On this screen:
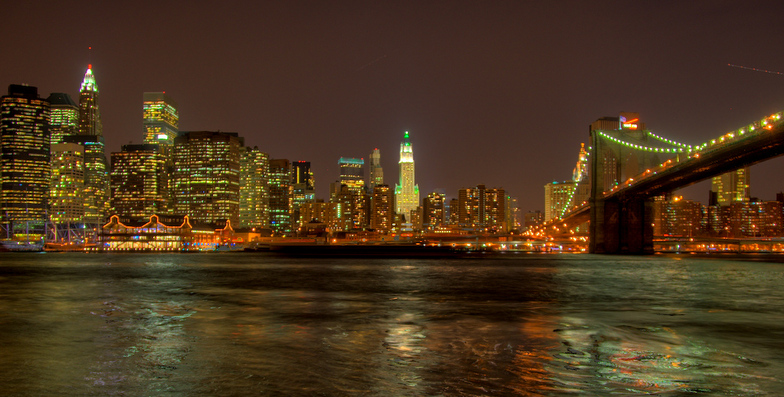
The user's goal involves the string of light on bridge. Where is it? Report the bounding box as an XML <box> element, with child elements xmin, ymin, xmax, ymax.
<box><xmin>596</xmin><ymin>131</ymin><xmax>691</xmax><ymax>153</ymax></box>
<box><xmin>544</xmin><ymin>111</ymin><xmax>784</xmax><ymax>229</ymax></box>
<box><xmin>646</xmin><ymin>131</ymin><xmax>694</xmax><ymax>149</ymax></box>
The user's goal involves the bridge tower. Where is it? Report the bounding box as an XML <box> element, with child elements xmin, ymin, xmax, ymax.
<box><xmin>588</xmin><ymin>113</ymin><xmax>671</xmax><ymax>254</ymax></box>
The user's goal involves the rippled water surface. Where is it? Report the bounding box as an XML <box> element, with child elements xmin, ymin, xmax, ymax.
<box><xmin>1</xmin><ymin>252</ymin><xmax>783</xmax><ymax>396</ymax></box>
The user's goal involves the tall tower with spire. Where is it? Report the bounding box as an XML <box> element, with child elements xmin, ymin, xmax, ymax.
<box><xmin>394</xmin><ymin>131</ymin><xmax>419</xmax><ymax>220</ymax></box>
<box><xmin>79</xmin><ymin>65</ymin><xmax>101</xmax><ymax>137</ymax></box>
<box><xmin>66</xmin><ymin>64</ymin><xmax>109</xmax><ymax>225</ymax></box>
<box><xmin>368</xmin><ymin>148</ymin><xmax>383</xmax><ymax>190</ymax></box>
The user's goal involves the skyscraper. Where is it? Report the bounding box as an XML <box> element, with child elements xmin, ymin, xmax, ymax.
<box><xmin>458</xmin><ymin>185</ymin><xmax>506</xmax><ymax>232</ymax></box>
<box><xmin>79</xmin><ymin>65</ymin><xmax>101</xmax><ymax>137</ymax></box>
<box><xmin>50</xmin><ymin>142</ymin><xmax>84</xmax><ymax>224</ymax></box>
<box><xmin>711</xmin><ymin>168</ymin><xmax>750</xmax><ymax>206</ymax></box>
<box><xmin>47</xmin><ymin>93</ymin><xmax>79</xmax><ymax>144</ymax></box>
<box><xmin>370</xmin><ymin>184</ymin><xmax>394</xmax><ymax>232</ymax></box>
<box><xmin>395</xmin><ymin>131</ymin><xmax>419</xmax><ymax>220</ymax></box>
<box><xmin>339</xmin><ymin>157</ymin><xmax>365</xmax><ymax>192</ymax></box>
<box><xmin>75</xmin><ymin>65</ymin><xmax>109</xmax><ymax>224</ymax></box>
<box><xmin>0</xmin><ymin>85</ymin><xmax>50</xmax><ymax>228</ymax></box>
<box><xmin>239</xmin><ymin>146</ymin><xmax>269</xmax><ymax>229</ymax></box>
<box><xmin>143</xmin><ymin>92</ymin><xmax>179</xmax><ymax>148</ymax></box>
<box><xmin>422</xmin><ymin>192</ymin><xmax>445</xmax><ymax>231</ymax></box>
<box><xmin>368</xmin><ymin>148</ymin><xmax>383</xmax><ymax>189</ymax></box>
<box><xmin>142</xmin><ymin>92</ymin><xmax>178</xmax><ymax>211</ymax></box>
<box><xmin>291</xmin><ymin>161</ymin><xmax>315</xmax><ymax>229</ymax></box>
<box><xmin>110</xmin><ymin>144</ymin><xmax>167</xmax><ymax>219</ymax></box>
<box><xmin>268</xmin><ymin>159</ymin><xmax>292</xmax><ymax>235</ymax></box>
<box><xmin>172</xmin><ymin>131</ymin><xmax>241</xmax><ymax>226</ymax></box>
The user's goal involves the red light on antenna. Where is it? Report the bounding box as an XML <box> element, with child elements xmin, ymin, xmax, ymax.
<box><xmin>88</xmin><ymin>64</ymin><xmax>92</xmax><ymax>69</ymax></box>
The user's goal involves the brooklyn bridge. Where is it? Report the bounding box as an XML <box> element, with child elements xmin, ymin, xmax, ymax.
<box><xmin>534</xmin><ymin>110</ymin><xmax>784</xmax><ymax>254</ymax></box>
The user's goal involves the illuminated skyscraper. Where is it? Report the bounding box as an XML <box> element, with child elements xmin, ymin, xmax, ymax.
<box><xmin>239</xmin><ymin>146</ymin><xmax>269</xmax><ymax>229</ymax></box>
<box><xmin>79</xmin><ymin>65</ymin><xmax>101</xmax><ymax>137</ymax></box>
<box><xmin>291</xmin><ymin>161</ymin><xmax>315</xmax><ymax>229</ymax></box>
<box><xmin>370</xmin><ymin>184</ymin><xmax>394</xmax><ymax>232</ymax></box>
<box><xmin>50</xmin><ymin>142</ymin><xmax>84</xmax><ymax>224</ymax></box>
<box><xmin>47</xmin><ymin>93</ymin><xmax>79</xmax><ymax>144</ymax></box>
<box><xmin>335</xmin><ymin>184</ymin><xmax>369</xmax><ymax>231</ymax></box>
<box><xmin>172</xmin><ymin>131</ymin><xmax>241</xmax><ymax>226</ymax></box>
<box><xmin>0</xmin><ymin>85</ymin><xmax>50</xmax><ymax>227</ymax></box>
<box><xmin>544</xmin><ymin>181</ymin><xmax>589</xmax><ymax>221</ymax></box>
<box><xmin>339</xmin><ymin>157</ymin><xmax>365</xmax><ymax>192</ymax></box>
<box><xmin>110</xmin><ymin>144</ymin><xmax>167</xmax><ymax>219</ymax></box>
<box><xmin>395</xmin><ymin>131</ymin><xmax>419</xmax><ymax>220</ymax></box>
<box><xmin>143</xmin><ymin>92</ymin><xmax>179</xmax><ymax>148</ymax></box>
<box><xmin>75</xmin><ymin>65</ymin><xmax>109</xmax><ymax>224</ymax></box>
<box><xmin>505</xmin><ymin>195</ymin><xmax>521</xmax><ymax>232</ymax></box>
<box><xmin>268</xmin><ymin>159</ymin><xmax>292</xmax><ymax>235</ymax></box>
<box><xmin>711</xmin><ymin>168</ymin><xmax>749</xmax><ymax>206</ymax></box>
<box><xmin>422</xmin><ymin>192</ymin><xmax>445</xmax><ymax>231</ymax></box>
<box><xmin>368</xmin><ymin>148</ymin><xmax>383</xmax><ymax>189</ymax></box>
<box><xmin>458</xmin><ymin>185</ymin><xmax>506</xmax><ymax>232</ymax></box>
<box><xmin>142</xmin><ymin>92</ymin><xmax>178</xmax><ymax>211</ymax></box>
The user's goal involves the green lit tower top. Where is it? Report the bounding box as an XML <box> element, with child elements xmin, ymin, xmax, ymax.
<box><xmin>395</xmin><ymin>131</ymin><xmax>419</xmax><ymax>219</ymax></box>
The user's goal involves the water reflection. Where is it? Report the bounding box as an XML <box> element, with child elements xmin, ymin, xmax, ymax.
<box><xmin>0</xmin><ymin>253</ymin><xmax>782</xmax><ymax>395</ymax></box>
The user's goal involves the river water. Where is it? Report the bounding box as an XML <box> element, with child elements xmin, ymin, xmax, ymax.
<box><xmin>0</xmin><ymin>252</ymin><xmax>782</xmax><ymax>396</ymax></box>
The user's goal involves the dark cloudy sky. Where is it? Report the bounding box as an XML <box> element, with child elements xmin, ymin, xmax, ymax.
<box><xmin>3</xmin><ymin>1</ymin><xmax>784</xmax><ymax>211</ymax></box>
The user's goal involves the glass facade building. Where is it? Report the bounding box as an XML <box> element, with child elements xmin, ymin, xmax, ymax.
<box><xmin>143</xmin><ymin>92</ymin><xmax>179</xmax><ymax>148</ymax></box>
<box><xmin>291</xmin><ymin>161</ymin><xmax>315</xmax><ymax>229</ymax></box>
<box><xmin>50</xmin><ymin>142</ymin><xmax>84</xmax><ymax>224</ymax></box>
<box><xmin>268</xmin><ymin>159</ymin><xmax>292</xmax><ymax>235</ymax></box>
<box><xmin>0</xmin><ymin>85</ymin><xmax>50</xmax><ymax>226</ymax></box>
<box><xmin>173</xmin><ymin>131</ymin><xmax>241</xmax><ymax>226</ymax></box>
<box><xmin>239</xmin><ymin>146</ymin><xmax>270</xmax><ymax>229</ymax></box>
<box><xmin>47</xmin><ymin>93</ymin><xmax>79</xmax><ymax>144</ymax></box>
<box><xmin>75</xmin><ymin>65</ymin><xmax>109</xmax><ymax>224</ymax></box>
<box><xmin>110</xmin><ymin>144</ymin><xmax>167</xmax><ymax>219</ymax></box>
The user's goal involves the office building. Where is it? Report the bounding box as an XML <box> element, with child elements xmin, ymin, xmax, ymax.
<box><xmin>447</xmin><ymin>198</ymin><xmax>460</xmax><ymax>225</ymax></box>
<box><xmin>422</xmin><ymin>192</ymin><xmax>445</xmax><ymax>231</ymax></box>
<box><xmin>458</xmin><ymin>185</ymin><xmax>506</xmax><ymax>232</ymax></box>
<box><xmin>291</xmin><ymin>161</ymin><xmax>315</xmax><ymax>229</ymax></box>
<box><xmin>110</xmin><ymin>144</ymin><xmax>167</xmax><ymax>219</ymax></box>
<box><xmin>0</xmin><ymin>85</ymin><xmax>50</xmax><ymax>227</ymax></box>
<box><xmin>50</xmin><ymin>142</ymin><xmax>84</xmax><ymax>224</ymax></box>
<box><xmin>395</xmin><ymin>131</ymin><xmax>419</xmax><ymax>220</ymax></box>
<box><xmin>239</xmin><ymin>146</ymin><xmax>269</xmax><ymax>229</ymax></box>
<box><xmin>268</xmin><ymin>159</ymin><xmax>292</xmax><ymax>235</ymax></box>
<box><xmin>369</xmin><ymin>148</ymin><xmax>383</xmax><ymax>189</ymax></box>
<box><xmin>370</xmin><ymin>184</ymin><xmax>394</xmax><ymax>232</ymax></box>
<box><xmin>142</xmin><ymin>92</ymin><xmax>179</xmax><ymax>149</ymax></box>
<box><xmin>75</xmin><ymin>65</ymin><xmax>110</xmax><ymax>224</ymax></box>
<box><xmin>335</xmin><ymin>184</ymin><xmax>368</xmax><ymax>231</ymax></box>
<box><xmin>712</xmin><ymin>168</ymin><xmax>750</xmax><ymax>206</ymax></box>
<box><xmin>47</xmin><ymin>93</ymin><xmax>79</xmax><ymax>144</ymax></box>
<box><xmin>544</xmin><ymin>181</ymin><xmax>589</xmax><ymax>221</ymax></box>
<box><xmin>173</xmin><ymin>131</ymin><xmax>241</xmax><ymax>226</ymax></box>
<box><xmin>505</xmin><ymin>195</ymin><xmax>521</xmax><ymax>232</ymax></box>
<box><xmin>339</xmin><ymin>157</ymin><xmax>365</xmax><ymax>192</ymax></box>
<box><xmin>729</xmin><ymin>200</ymin><xmax>782</xmax><ymax>238</ymax></box>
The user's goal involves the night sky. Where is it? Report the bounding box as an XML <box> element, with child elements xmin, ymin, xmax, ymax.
<box><xmin>3</xmin><ymin>1</ymin><xmax>784</xmax><ymax>212</ymax></box>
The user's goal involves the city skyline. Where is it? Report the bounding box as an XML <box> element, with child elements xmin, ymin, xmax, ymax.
<box><xmin>3</xmin><ymin>2</ymin><xmax>784</xmax><ymax>212</ymax></box>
